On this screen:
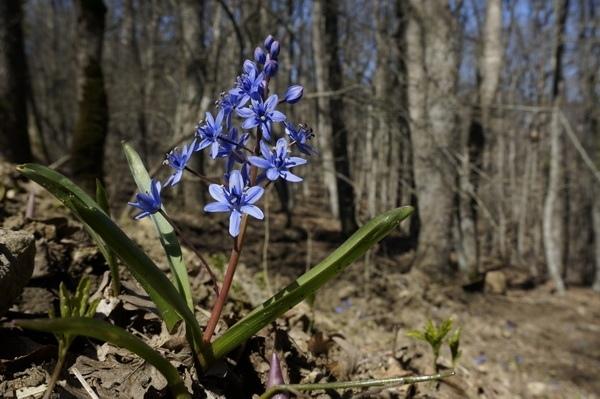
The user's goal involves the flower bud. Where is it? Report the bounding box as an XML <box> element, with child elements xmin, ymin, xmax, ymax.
<box><xmin>254</xmin><ymin>47</ymin><xmax>266</xmax><ymax>64</ymax></box>
<box><xmin>284</xmin><ymin>85</ymin><xmax>303</xmax><ymax>104</ymax></box>
<box><xmin>264</xmin><ymin>59</ymin><xmax>278</xmax><ymax>77</ymax></box>
<box><xmin>266</xmin><ymin>352</ymin><xmax>288</xmax><ymax>399</ymax></box>
<box><xmin>269</xmin><ymin>41</ymin><xmax>280</xmax><ymax>59</ymax></box>
<box><xmin>243</xmin><ymin>59</ymin><xmax>256</xmax><ymax>75</ymax></box>
<box><xmin>264</xmin><ymin>35</ymin><xmax>275</xmax><ymax>50</ymax></box>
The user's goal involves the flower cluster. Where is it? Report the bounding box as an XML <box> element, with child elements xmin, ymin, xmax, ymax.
<box><xmin>129</xmin><ymin>35</ymin><xmax>315</xmax><ymax>237</ymax></box>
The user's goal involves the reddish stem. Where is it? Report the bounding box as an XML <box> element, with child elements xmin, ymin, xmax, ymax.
<box><xmin>202</xmin><ymin>216</ymin><xmax>249</xmax><ymax>343</ymax></box>
<box><xmin>202</xmin><ymin>129</ymin><xmax>262</xmax><ymax>344</ymax></box>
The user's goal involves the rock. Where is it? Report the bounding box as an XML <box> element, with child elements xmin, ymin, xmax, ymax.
<box><xmin>527</xmin><ymin>381</ymin><xmax>548</xmax><ymax>396</ymax></box>
<box><xmin>485</xmin><ymin>270</ymin><xmax>507</xmax><ymax>295</ymax></box>
<box><xmin>0</xmin><ymin>229</ymin><xmax>35</xmax><ymax>315</ymax></box>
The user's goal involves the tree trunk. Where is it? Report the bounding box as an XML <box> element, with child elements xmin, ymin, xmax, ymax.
<box><xmin>0</xmin><ymin>0</ymin><xmax>33</xmax><ymax>163</ymax></box>
<box><xmin>312</xmin><ymin>0</ymin><xmax>339</xmax><ymax>220</ymax></box>
<box><xmin>407</xmin><ymin>2</ymin><xmax>459</xmax><ymax>276</ymax></box>
<box><xmin>322</xmin><ymin>0</ymin><xmax>358</xmax><ymax>236</ymax></box>
<box><xmin>543</xmin><ymin>0</ymin><xmax>569</xmax><ymax>294</ymax></box>
<box><xmin>394</xmin><ymin>0</ymin><xmax>415</xmax><ymax>237</ymax></box>
<box><xmin>458</xmin><ymin>0</ymin><xmax>503</xmax><ymax>278</ymax></box>
<box><xmin>123</xmin><ymin>0</ymin><xmax>149</xmax><ymax>163</ymax></box>
<box><xmin>70</xmin><ymin>0</ymin><xmax>108</xmax><ymax>193</ymax></box>
<box><xmin>173</xmin><ymin>0</ymin><xmax>208</xmax><ymax>207</ymax></box>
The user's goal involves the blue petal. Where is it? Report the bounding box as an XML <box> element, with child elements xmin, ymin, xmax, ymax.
<box><xmin>210</xmin><ymin>142</ymin><xmax>220</xmax><ymax>159</ymax></box>
<box><xmin>215</xmin><ymin>109</ymin><xmax>225</xmax><ymax>126</ymax></box>
<box><xmin>266</xmin><ymin>168</ymin><xmax>280</xmax><ymax>181</ymax></box>
<box><xmin>166</xmin><ymin>170</ymin><xmax>183</xmax><ymax>187</ymax></box>
<box><xmin>261</xmin><ymin>122</ymin><xmax>272</xmax><ymax>140</ymax></box>
<box><xmin>260</xmin><ymin>140</ymin><xmax>272</xmax><ymax>159</ymax></box>
<box><xmin>275</xmin><ymin>138</ymin><xmax>287</xmax><ymax>158</ymax></box>
<box><xmin>229</xmin><ymin>170</ymin><xmax>244</xmax><ymax>195</ymax></box>
<box><xmin>205</xmin><ymin>112</ymin><xmax>214</xmax><ymax>126</ymax></box>
<box><xmin>265</xmin><ymin>94</ymin><xmax>278</xmax><ymax>111</ymax></box>
<box><xmin>287</xmin><ymin>156</ymin><xmax>307</xmax><ymax>167</ymax></box>
<box><xmin>270</xmin><ymin>110</ymin><xmax>286</xmax><ymax>122</ymax></box>
<box><xmin>283</xmin><ymin>171</ymin><xmax>302</xmax><ymax>182</ymax></box>
<box><xmin>242</xmin><ymin>118</ymin><xmax>260</xmax><ymax>130</ymax></box>
<box><xmin>133</xmin><ymin>211</ymin><xmax>150</xmax><ymax>220</ymax></box>
<box><xmin>204</xmin><ymin>202</ymin><xmax>231</xmax><ymax>213</ymax></box>
<box><xmin>196</xmin><ymin>138</ymin><xmax>212</xmax><ymax>151</ymax></box>
<box><xmin>248</xmin><ymin>156</ymin><xmax>272</xmax><ymax>169</ymax></box>
<box><xmin>243</xmin><ymin>59</ymin><xmax>256</xmax><ymax>75</ymax></box>
<box><xmin>229</xmin><ymin>210</ymin><xmax>242</xmax><ymax>237</ymax></box>
<box><xmin>244</xmin><ymin>186</ymin><xmax>264</xmax><ymax>204</ymax></box>
<box><xmin>236</xmin><ymin>107</ymin><xmax>255</xmax><ymax>118</ymax></box>
<box><xmin>208</xmin><ymin>184</ymin><xmax>228</xmax><ymax>203</ymax></box>
<box><xmin>241</xmin><ymin>204</ymin><xmax>264</xmax><ymax>220</ymax></box>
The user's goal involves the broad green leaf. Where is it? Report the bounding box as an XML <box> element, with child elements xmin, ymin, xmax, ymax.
<box><xmin>122</xmin><ymin>142</ymin><xmax>193</xmax><ymax>310</ymax></box>
<box><xmin>210</xmin><ymin>206</ymin><xmax>413</xmax><ymax>361</ymax></box>
<box><xmin>94</xmin><ymin>179</ymin><xmax>120</xmax><ymax>295</ymax></box>
<box><xmin>16</xmin><ymin>165</ymin><xmax>205</xmax><ymax>350</ymax></box>
<box><xmin>17</xmin><ymin>318</ymin><xmax>191</xmax><ymax>399</ymax></box>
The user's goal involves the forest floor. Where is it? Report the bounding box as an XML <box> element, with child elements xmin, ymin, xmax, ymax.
<box><xmin>1</xmin><ymin>162</ymin><xmax>599</xmax><ymax>399</ymax></box>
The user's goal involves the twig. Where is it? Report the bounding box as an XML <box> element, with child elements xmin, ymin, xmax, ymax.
<box><xmin>259</xmin><ymin>370</ymin><xmax>455</xmax><ymax>399</ymax></box>
<box><xmin>304</xmin><ymin>84</ymin><xmax>364</xmax><ymax>99</ymax></box>
<box><xmin>558</xmin><ymin>110</ymin><xmax>600</xmax><ymax>185</ymax></box>
<box><xmin>183</xmin><ymin>166</ymin><xmax>221</xmax><ymax>185</ymax></box>
<box><xmin>70</xmin><ymin>367</ymin><xmax>99</xmax><ymax>399</ymax></box>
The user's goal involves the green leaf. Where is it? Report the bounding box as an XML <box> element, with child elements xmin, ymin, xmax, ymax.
<box><xmin>16</xmin><ymin>165</ymin><xmax>205</xmax><ymax>352</ymax></box>
<box><xmin>122</xmin><ymin>142</ymin><xmax>193</xmax><ymax>310</ymax></box>
<box><xmin>210</xmin><ymin>206</ymin><xmax>413</xmax><ymax>361</ymax></box>
<box><xmin>406</xmin><ymin>330</ymin><xmax>426</xmax><ymax>341</ymax></box>
<box><xmin>16</xmin><ymin>318</ymin><xmax>191</xmax><ymax>399</ymax></box>
<box><xmin>95</xmin><ymin>180</ymin><xmax>120</xmax><ymax>295</ymax></box>
<box><xmin>448</xmin><ymin>328</ymin><xmax>461</xmax><ymax>364</ymax></box>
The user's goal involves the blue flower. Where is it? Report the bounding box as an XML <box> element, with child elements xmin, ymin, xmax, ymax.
<box><xmin>204</xmin><ymin>170</ymin><xmax>264</xmax><ymax>237</ymax></box>
<box><xmin>128</xmin><ymin>179</ymin><xmax>162</xmax><ymax>220</ymax></box>
<box><xmin>217</xmin><ymin>128</ymin><xmax>249</xmax><ymax>162</ymax></box>
<box><xmin>218</xmin><ymin>128</ymin><xmax>250</xmax><ymax>176</ymax></box>
<box><xmin>219</xmin><ymin>92</ymin><xmax>243</xmax><ymax>123</ymax></box>
<box><xmin>164</xmin><ymin>141</ymin><xmax>195</xmax><ymax>187</ymax></box>
<box><xmin>195</xmin><ymin>110</ymin><xmax>225</xmax><ymax>159</ymax></box>
<box><xmin>230</xmin><ymin>60</ymin><xmax>264</xmax><ymax>107</ymax></box>
<box><xmin>236</xmin><ymin>95</ymin><xmax>286</xmax><ymax>140</ymax></box>
<box><xmin>248</xmin><ymin>138</ymin><xmax>307</xmax><ymax>182</ymax></box>
<box><xmin>284</xmin><ymin>121</ymin><xmax>317</xmax><ymax>156</ymax></box>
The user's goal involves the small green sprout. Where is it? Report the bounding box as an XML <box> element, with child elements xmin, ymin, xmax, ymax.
<box><xmin>447</xmin><ymin>328</ymin><xmax>461</xmax><ymax>366</ymax></box>
<box><xmin>407</xmin><ymin>318</ymin><xmax>461</xmax><ymax>372</ymax></box>
<box><xmin>44</xmin><ymin>276</ymin><xmax>99</xmax><ymax>399</ymax></box>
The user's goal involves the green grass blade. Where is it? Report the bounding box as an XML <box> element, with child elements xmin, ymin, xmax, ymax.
<box><xmin>15</xmin><ymin>165</ymin><xmax>202</xmax><ymax>343</ymax></box>
<box><xmin>210</xmin><ymin>206</ymin><xmax>413</xmax><ymax>361</ymax></box>
<box><xmin>122</xmin><ymin>142</ymin><xmax>193</xmax><ymax>310</ymax></box>
<box><xmin>95</xmin><ymin>179</ymin><xmax>120</xmax><ymax>295</ymax></box>
<box><xmin>16</xmin><ymin>318</ymin><xmax>191</xmax><ymax>399</ymax></box>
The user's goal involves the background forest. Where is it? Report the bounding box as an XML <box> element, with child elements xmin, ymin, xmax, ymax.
<box><xmin>2</xmin><ymin>0</ymin><xmax>599</xmax><ymax>288</ymax></box>
<box><xmin>1</xmin><ymin>0</ymin><xmax>600</xmax><ymax>398</ymax></box>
